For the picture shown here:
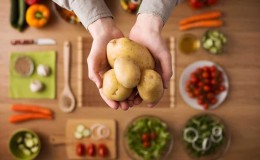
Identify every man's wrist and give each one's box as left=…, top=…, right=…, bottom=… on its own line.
left=88, top=17, right=116, bottom=38
left=135, top=13, right=164, bottom=32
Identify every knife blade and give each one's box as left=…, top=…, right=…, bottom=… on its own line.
left=11, top=38, right=56, bottom=45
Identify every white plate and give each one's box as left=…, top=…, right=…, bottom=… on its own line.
left=179, top=60, right=229, bottom=110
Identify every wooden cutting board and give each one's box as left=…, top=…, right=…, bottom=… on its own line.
left=50, top=119, right=117, bottom=159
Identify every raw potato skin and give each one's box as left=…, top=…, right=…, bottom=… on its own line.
left=137, top=70, right=164, bottom=103
left=103, top=69, right=133, bottom=101
left=114, top=57, right=141, bottom=88
left=107, top=38, right=155, bottom=70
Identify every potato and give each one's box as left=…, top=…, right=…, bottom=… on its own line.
left=137, top=69, right=164, bottom=103
left=102, top=69, right=133, bottom=101
left=107, top=38, right=155, bottom=70
left=114, top=57, right=141, bottom=88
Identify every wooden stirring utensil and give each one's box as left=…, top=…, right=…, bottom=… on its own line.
left=59, top=41, right=76, bottom=113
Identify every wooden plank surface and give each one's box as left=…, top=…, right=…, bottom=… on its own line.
left=0, top=0, right=260, bottom=160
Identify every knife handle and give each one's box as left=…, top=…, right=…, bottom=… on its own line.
left=11, top=39, right=34, bottom=45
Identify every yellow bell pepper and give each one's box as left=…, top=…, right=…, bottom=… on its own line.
left=26, top=4, right=50, bottom=28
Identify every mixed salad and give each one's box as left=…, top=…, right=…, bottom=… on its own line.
left=125, top=116, right=172, bottom=160
left=183, top=114, right=227, bottom=158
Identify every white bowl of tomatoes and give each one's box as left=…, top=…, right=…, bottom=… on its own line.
left=179, top=60, right=229, bottom=110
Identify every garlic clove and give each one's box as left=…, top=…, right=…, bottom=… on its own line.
left=30, top=80, right=44, bottom=92
left=37, top=64, right=50, bottom=77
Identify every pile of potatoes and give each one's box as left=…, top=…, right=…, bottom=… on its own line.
left=103, top=38, right=164, bottom=103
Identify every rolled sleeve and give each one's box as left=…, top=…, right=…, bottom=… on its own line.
left=53, top=0, right=113, bottom=29
left=138, top=0, right=180, bottom=23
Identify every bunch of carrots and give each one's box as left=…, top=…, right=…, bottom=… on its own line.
left=9, top=104, right=54, bottom=123
left=179, top=11, right=223, bottom=31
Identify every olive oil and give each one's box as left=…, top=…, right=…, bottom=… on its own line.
left=179, top=34, right=200, bottom=54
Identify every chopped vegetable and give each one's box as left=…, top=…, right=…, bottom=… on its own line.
left=91, top=124, right=110, bottom=140
left=179, top=11, right=222, bottom=25
left=180, top=20, right=223, bottom=31
left=202, top=30, right=227, bottom=54
left=126, top=117, right=172, bottom=160
left=74, top=124, right=92, bottom=139
left=15, top=132, right=40, bottom=157
left=183, top=114, right=226, bottom=157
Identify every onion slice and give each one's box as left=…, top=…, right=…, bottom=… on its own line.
left=212, top=126, right=223, bottom=137
left=184, top=127, right=199, bottom=143
left=90, top=123, right=110, bottom=140
left=202, top=138, right=211, bottom=151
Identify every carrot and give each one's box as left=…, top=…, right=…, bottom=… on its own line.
left=179, top=20, right=223, bottom=31
left=11, top=104, right=52, bottom=115
left=9, top=113, right=53, bottom=123
left=179, top=11, right=222, bottom=25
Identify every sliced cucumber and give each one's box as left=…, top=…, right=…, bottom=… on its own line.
left=74, top=131, right=83, bottom=139
left=25, top=138, right=34, bottom=148
left=76, top=124, right=86, bottom=133
left=22, top=148, right=31, bottom=156
left=82, top=128, right=91, bottom=138
left=202, top=30, right=227, bottom=55
left=31, top=146, right=39, bottom=153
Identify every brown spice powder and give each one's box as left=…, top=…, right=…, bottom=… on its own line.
left=15, top=56, right=33, bottom=76
left=62, top=96, right=72, bottom=107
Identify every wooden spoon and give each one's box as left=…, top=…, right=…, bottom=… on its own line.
left=59, top=41, right=76, bottom=113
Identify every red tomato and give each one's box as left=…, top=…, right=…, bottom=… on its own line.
left=203, top=79, right=210, bottom=84
left=150, top=132, right=157, bottom=140
left=191, top=76, right=198, bottom=83
left=211, top=72, right=218, bottom=78
left=98, top=144, right=109, bottom=157
left=128, top=3, right=138, bottom=11
left=211, top=79, right=218, bottom=85
left=207, top=0, right=218, bottom=5
left=141, top=133, right=150, bottom=142
left=25, top=0, right=41, bottom=5
left=207, top=92, right=214, bottom=99
left=210, top=65, right=217, bottom=72
left=86, top=143, right=96, bottom=157
left=188, top=92, right=196, bottom=98
left=197, top=98, right=204, bottom=105
left=189, top=0, right=205, bottom=9
left=76, top=143, right=85, bottom=156
left=143, top=141, right=151, bottom=148
left=198, top=82, right=204, bottom=88
left=219, top=85, right=226, bottom=91
left=203, top=85, right=211, bottom=92
left=202, top=72, right=209, bottom=79
left=210, top=97, right=217, bottom=104
left=202, top=103, right=209, bottom=110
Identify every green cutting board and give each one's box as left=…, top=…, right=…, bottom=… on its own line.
left=10, top=51, right=56, bottom=99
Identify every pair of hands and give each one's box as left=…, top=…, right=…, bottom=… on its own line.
left=87, top=14, right=172, bottom=111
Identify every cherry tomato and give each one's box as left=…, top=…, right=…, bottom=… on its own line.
left=202, top=72, right=209, bottom=79
left=188, top=92, right=196, bottom=98
left=86, top=143, right=96, bottom=157
left=219, top=85, right=226, bottom=91
left=207, top=92, right=214, bottom=99
left=191, top=76, right=198, bottom=83
left=150, top=132, right=157, bottom=140
left=76, top=143, right=85, bottom=156
left=198, top=81, right=203, bottom=87
left=210, top=97, right=217, bottom=104
left=206, top=0, right=218, bottom=5
left=203, top=85, right=211, bottom=92
left=202, top=103, right=209, bottom=110
left=211, top=79, right=218, bottom=85
left=143, top=141, right=151, bottom=148
left=141, top=133, right=150, bottom=142
left=197, top=98, right=204, bottom=105
left=128, top=3, right=138, bottom=11
left=210, top=65, right=217, bottom=72
left=98, top=144, right=109, bottom=157
left=25, top=0, right=41, bottom=5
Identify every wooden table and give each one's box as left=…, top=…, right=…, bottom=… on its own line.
left=1, top=0, right=260, bottom=159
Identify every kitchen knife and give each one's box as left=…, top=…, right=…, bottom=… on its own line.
left=11, top=38, right=56, bottom=45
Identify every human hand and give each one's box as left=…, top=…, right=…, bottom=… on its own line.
left=129, top=13, right=173, bottom=107
left=87, top=18, right=141, bottom=110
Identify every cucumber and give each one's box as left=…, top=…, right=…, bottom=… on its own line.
left=10, top=0, right=19, bottom=28
left=202, top=30, right=227, bottom=55
left=17, top=0, right=27, bottom=31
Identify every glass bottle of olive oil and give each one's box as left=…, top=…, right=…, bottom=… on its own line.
left=179, top=34, right=200, bottom=54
